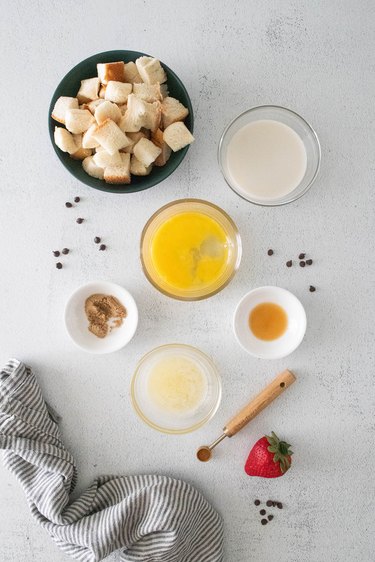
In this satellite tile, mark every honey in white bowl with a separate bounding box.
[249,302,288,341]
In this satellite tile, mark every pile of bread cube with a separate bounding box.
[52,57,194,184]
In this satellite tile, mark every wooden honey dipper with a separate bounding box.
[196,369,296,462]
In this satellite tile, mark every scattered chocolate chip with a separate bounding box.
[94,237,101,244]
[299,260,306,267]
[65,202,73,208]
[254,500,260,506]
[267,249,274,256]
[299,253,305,259]
[76,218,84,224]
[277,502,283,509]
[261,519,268,525]
[53,250,60,257]
[62,248,70,255]
[260,509,266,516]
[306,259,313,265]
[74,196,80,203]
[56,262,63,269]
[286,260,292,267]
[267,515,274,521]
[99,244,106,251]
[280,382,285,388]
[266,500,273,507]
[309,285,316,292]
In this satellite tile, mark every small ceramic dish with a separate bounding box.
[218,105,320,206]
[233,286,306,359]
[131,344,222,434]
[65,281,138,353]
[48,50,194,194]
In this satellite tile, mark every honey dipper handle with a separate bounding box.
[224,370,296,437]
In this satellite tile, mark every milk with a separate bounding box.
[226,119,307,201]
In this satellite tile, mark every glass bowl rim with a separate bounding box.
[140,198,242,301]
[130,343,222,434]
[217,104,321,207]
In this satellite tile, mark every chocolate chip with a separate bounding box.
[267,249,274,256]
[309,285,316,292]
[254,500,260,506]
[94,237,101,244]
[65,202,72,208]
[62,248,69,255]
[99,244,106,251]
[306,259,313,265]
[74,196,80,203]
[53,250,60,257]
[299,253,305,259]
[261,519,268,525]
[260,509,266,516]
[286,260,292,267]
[267,515,274,521]
[76,218,84,224]
[280,382,285,388]
[277,502,283,509]
[266,500,273,507]
[56,262,62,269]
[299,260,306,267]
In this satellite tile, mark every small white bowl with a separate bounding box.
[233,286,306,359]
[65,281,138,354]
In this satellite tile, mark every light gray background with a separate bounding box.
[1,1,374,561]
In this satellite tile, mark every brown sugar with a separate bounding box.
[85,294,127,338]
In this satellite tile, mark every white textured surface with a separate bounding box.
[1,1,374,561]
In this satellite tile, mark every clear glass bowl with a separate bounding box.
[140,198,242,300]
[131,344,222,434]
[218,105,321,206]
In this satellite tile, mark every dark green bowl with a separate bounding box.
[48,50,194,194]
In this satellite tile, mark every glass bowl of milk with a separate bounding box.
[131,344,222,434]
[218,105,321,206]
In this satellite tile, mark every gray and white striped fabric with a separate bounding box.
[0,359,224,562]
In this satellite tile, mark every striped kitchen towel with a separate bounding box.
[0,359,224,562]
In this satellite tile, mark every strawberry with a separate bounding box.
[245,431,293,478]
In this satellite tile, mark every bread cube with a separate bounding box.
[82,156,104,180]
[93,149,122,168]
[87,99,106,114]
[97,61,126,84]
[92,119,131,155]
[162,97,189,129]
[105,81,132,104]
[104,153,131,184]
[133,82,162,102]
[130,155,152,176]
[119,94,146,132]
[133,138,161,167]
[95,100,121,125]
[163,122,194,152]
[54,127,77,154]
[143,101,162,132]
[151,128,172,166]
[82,124,100,149]
[70,134,92,160]
[77,77,100,103]
[121,131,147,153]
[136,56,167,84]
[123,61,142,83]
[99,85,106,98]
[65,109,95,134]
[51,96,79,124]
